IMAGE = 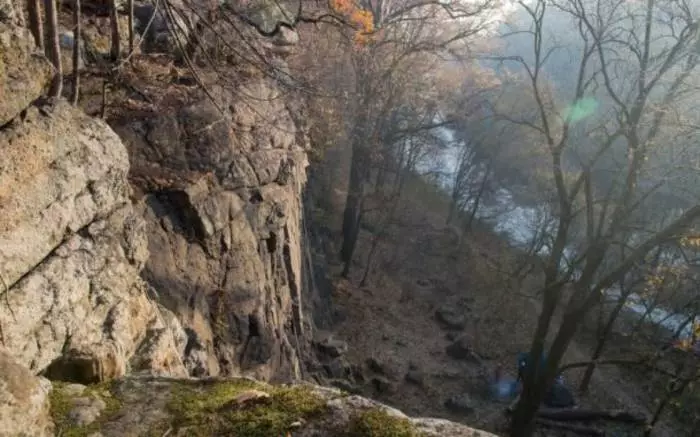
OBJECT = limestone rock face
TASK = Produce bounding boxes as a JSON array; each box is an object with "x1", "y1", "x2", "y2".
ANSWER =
[
  {"x1": 0, "y1": 347, "x2": 53, "y2": 437},
  {"x1": 2, "y1": 0, "x2": 310, "y2": 387},
  {"x1": 0, "y1": 20, "x2": 52, "y2": 126},
  {"x1": 0, "y1": 101, "x2": 131, "y2": 291},
  {"x1": 114, "y1": 79, "x2": 311, "y2": 381},
  {"x1": 105, "y1": 12, "x2": 310, "y2": 380},
  {"x1": 0, "y1": 100, "x2": 186, "y2": 380}
]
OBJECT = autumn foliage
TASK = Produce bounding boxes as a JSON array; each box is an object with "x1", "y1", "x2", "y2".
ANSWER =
[{"x1": 329, "y1": 0, "x2": 375, "y2": 44}]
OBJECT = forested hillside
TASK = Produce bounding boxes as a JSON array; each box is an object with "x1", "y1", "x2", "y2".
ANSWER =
[{"x1": 2, "y1": 0, "x2": 700, "y2": 436}]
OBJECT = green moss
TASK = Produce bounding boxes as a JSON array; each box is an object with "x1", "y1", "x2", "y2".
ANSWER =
[
  {"x1": 160, "y1": 379, "x2": 329, "y2": 437},
  {"x1": 344, "y1": 409, "x2": 426, "y2": 437},
  {"x1": 49, "y1": 380, "x2": 123, "y2": 437}
]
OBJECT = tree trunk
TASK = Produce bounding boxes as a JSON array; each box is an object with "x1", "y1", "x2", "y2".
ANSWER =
[
  {"x1": 340, "y1": 141, "x2": 367, "y2": 277},
  {"x1": 510, "y1": 285, "x2": 562, "y2": 437},
  {"x1": 109, "y1": 0, "x2": 120, "y2": 61},
  {"x1": 127, "y1": 0, "x2": 134, "y2": 54},
  {"x1": 44, "y1": 0, "x2": 62, "y2": 98},
  {"x1": 360, "y1": 192, "x2": 401, "y2": 286},
  {"x1": 27, "y1": 0, "x2": 44, "y2": 50},
  {"x1": 579, "y1": 293, "x2": 628, "y2": 394},
  {"x1": 509, "y1": 392, "x2": 541, "y2": 437},
  {"x1": 70, "y1": 0, "x2": 81, "y2": 105},
  {"x1": 464, "y1": 164, "x2": 491, "y2": 233}
]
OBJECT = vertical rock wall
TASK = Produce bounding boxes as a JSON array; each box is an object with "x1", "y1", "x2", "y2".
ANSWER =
[
  {"x1": 0, "y1": 0, "x2": 313, "y2": 386},
  {"x1": 0, "y1": 0, "x2": 186, "y2": 382}
]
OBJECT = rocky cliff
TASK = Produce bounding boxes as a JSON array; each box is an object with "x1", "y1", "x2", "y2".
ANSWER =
[
  {"x1": 107, "y1": 20, "x2": 312, "y2": 382},
  {"x1": 1, "y1": 0, "x2": 311, "y2": 383},
  {"x1": 1, "y1": 9, "x2": 185, "y2": 384}
]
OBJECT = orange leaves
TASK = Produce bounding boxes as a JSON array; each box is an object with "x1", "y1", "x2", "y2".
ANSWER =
[
  {"x1": 330, "y1": 0, "x2": 354, "y2": 14},
  {"x1": 671, "y1": 322, "x2": 700, "y2": 353},
  {"x1": 330, "y1": 0, "x2": 376, "y2": 45}
]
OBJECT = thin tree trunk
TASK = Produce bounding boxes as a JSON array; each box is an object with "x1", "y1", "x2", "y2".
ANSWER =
[
  {"x1": 44, "y1": 0, "x2": 62, "y2": 98},
  {"x1": 340, "y1": 141, "x2": 367, "y2": 277},
  {"x1": 70, "y1": 0, "x2": 81, "y2": 105},
  {"x1": 510, "y1": 286, "x2": 562, "y2": 437},
  {"x1": 579, "y1": 293, "x2": 627, "y2": 394},
  {"x1": 360, "y1": 193, "x2": 400, "y2": 287},
  {"x1": 464, "y1": 165, "x2": 491, "y2": 233},
  {"x1": 109, "y1": 0, "x2": 120, "y2": 61},
  {"x1": 127, "y1": 0, "x2": 134, "y2": 54},
  {"x1": 27, "y1": 0, "x2": 44, "y2": 50}
]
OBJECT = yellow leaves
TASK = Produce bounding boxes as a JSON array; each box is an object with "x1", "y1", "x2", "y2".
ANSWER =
[
  {"x1": 680, "y1": 235, "x2": 700, "y2": 248},
  {"x1": 330, "y1": 0, "x2": 376, "y2": 45},
  {"x1": 675, "y1": 338, "x2": 693, "y2": 352},
  {"x1": 641, "y1": 263, "x2": 687, "y2": 298}
]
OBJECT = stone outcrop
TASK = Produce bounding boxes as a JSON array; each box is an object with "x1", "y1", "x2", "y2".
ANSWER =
[
  {"x1": 48, "y1": 375, "x2": 499, "y2": 437},
  {"x1": 0, "y1": 347, "x2": 53, "y2": 437},
  {"x1": 2, "y1": 0, "x2": 313, "y2": 386},
  {"x1": 97, "y1": 2, "x2": 314, "y2": 381},
  {"x1": 0, "y1": 98, "x2": 187, "y2": 381},
  {"x1": 0, "y1": 2, "x2": 186, "y2": 382},
  {"x1": 113, "y1": 78, "x2": 311, "y2": 381},
  {"x1": 2, "y1": 0, "x2": 313, "y2": 389},
  {"x1": 0, "y1": 0, "x2": 51, "y2": 126}
]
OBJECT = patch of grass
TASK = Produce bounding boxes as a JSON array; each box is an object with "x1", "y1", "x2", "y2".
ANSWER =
[
  {"x1": 161, "y1": 379, "x2": 329, "y2": 437},
  {"x1": 49, "y1": 381, "x2": 123, "y2": 437},
  {"x1": 344, "y1": 408, "x2": 426, "y2": 437}
]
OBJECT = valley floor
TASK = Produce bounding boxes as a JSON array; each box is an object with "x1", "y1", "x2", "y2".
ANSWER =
[{"x1": 307, "y1": 182, "x2": 684, "y2": 437}]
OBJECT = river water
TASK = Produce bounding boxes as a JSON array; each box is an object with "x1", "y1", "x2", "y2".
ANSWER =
[{"x1": 478, "y1": 192, "x2": 698, "y2": 341}]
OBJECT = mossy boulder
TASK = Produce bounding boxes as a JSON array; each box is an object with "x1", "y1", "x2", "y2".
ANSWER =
[
  {"x1": 46, "y1": 375, "x2": 498, "y2": 437},
  {"x1": 344, "y1": 409, "x2": 425, "y2": 437}
]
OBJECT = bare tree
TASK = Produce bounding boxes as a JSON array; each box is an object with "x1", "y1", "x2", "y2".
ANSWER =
[
  {"x1": 27, "y1": 0, "x2": 43, "y2": 50},
  {"x1": 492, "y1": 0, "x2": 700, "y2": 435},
  {"x1": 127, "y1": 0, "x2": 134, "y2": 54},
  {"x1": 338, "y1": 0, "x2": 495, "y2": 278},
  {"x1": 70, "y1": 0, "x2": 81, "y2": 105},
  {"x1": 44, "y1": 0, "x2": 62, "y2": 98},
  {"x1": 109, "y1": 0, "x2": 120, "y2": 61}
]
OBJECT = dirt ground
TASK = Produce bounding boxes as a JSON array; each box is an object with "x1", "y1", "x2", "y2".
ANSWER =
[{"x1": 309, "y1": 179, "x2": 684, "y2": 437}]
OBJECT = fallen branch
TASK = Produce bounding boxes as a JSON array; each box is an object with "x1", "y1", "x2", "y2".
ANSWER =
[
  {"x1": 536, "y1": 407, "x2": 647, "y2": 424},
  {"x1": 535, "y1": 418, "x2": 604, "y2": 436},
  {"x1": 558, "y1": 358, "x2": 678, "y2": 379},
  {"x1": 506, "y1": 401, "x2": 647, "y2": 425}
]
